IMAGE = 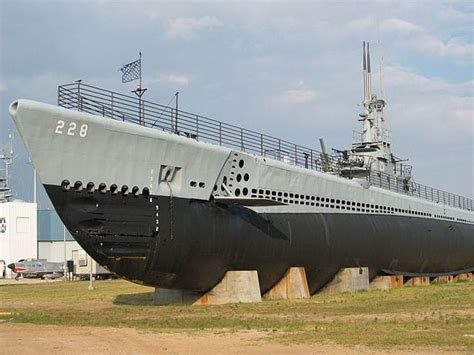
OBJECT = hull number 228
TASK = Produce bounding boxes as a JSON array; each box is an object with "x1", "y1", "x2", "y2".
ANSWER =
[{"x1": 55, "y1": 120, "x2": 88, "y2": 137}]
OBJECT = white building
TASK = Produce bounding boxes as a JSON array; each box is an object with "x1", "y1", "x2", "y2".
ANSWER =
[
  {"x1": 0, "y1": 201, "x2": 37, "y2": 278},
  {"x1": 0, "y1": 204, "x2": 109, "y2": 278}
]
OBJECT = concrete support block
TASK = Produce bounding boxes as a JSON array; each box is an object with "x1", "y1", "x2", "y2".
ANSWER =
[
  {"x1": 433, "y1": 275, "x2": 454, "y2": 284},
  {"x1": 319, "y1": 267, "x2": 369, "y2": 295},
  {"x1": 369, "y1": 275, "x2": 404, "y2": 290},
  {"x1": 154, "y1": 270, "x2": 261, "y2": 306},
  {"x1": 196, "y1": 270, "x2": 261, "y2": 305},
  {"x1": 404, "y1": 276, "x2": 430, "y2": 286},
  {"x1": 454, "y1": 273, "x2": 473, "y2": 282},
  {"x1": 263, "y1": 267, "x2": 310, "y2": 300}
]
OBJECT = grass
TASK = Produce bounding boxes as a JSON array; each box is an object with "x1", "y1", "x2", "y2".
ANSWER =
[{"x1": 0, "y1": 279, "x2": 473, "y2": 351}]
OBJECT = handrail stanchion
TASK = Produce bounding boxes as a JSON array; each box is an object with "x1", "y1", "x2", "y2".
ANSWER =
[
  {"x1": 111, "y1": 92, "x2": 114, "y2": 119},
  {"x1": 196, "y1": 115, "x2": 199, "y2": 140},
  {"x1": 77, "y1": 83, "x2": 81, "y2": 111},
  {"x1": 219, "y1": 122, "x2": 222, "y2": 145},
  {"x1": 175, "y1": 93, "x2": 179, "y2": 133}
]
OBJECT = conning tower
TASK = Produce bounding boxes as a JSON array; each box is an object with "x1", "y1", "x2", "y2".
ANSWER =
[{"x1": 338, "y1": 42, "x2": 411, "y2": 184}]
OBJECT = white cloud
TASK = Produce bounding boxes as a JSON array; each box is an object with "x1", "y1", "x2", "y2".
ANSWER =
[
  {"x1": 380, "y1": 18, "x2": 422, "y2": 33},
  {"x1": 4, "y1": 73, "x2": 77, "y2": 104},
  {"x1": 165, "y1": 16, "x2": 221, "y2": 40},
  {"x1": 273, "y1": 89, "x2": 318, "y2": 104},
  {"x1": 344, "y1": 17, "x2": 374, "y2": 33},
  {"x1": 452, "y1": 105, "x2": 473, "y2": 129},
  {"x1": 340, "y1": 16, "x2": 472, "y2": 62},
  {"x1": 384, "y1": 65, "x2": 473, "y2": 95},
  {"x1": 148, "y1": 74, "x2": 195, "y2": 86},
  {"x1": 342, "y1": 17, "x2": 422, "y2": 38},
  {"x1": 381, "y1": 65, "x2": 473, "y2": 134},
  {"x1": 408, "y1": 34, "x2": 474, "y2": 60}
]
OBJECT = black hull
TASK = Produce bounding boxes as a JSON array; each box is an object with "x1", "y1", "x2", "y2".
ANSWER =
[{"x1": 45, "y1": 184, "x2": 474, "y2": 294}]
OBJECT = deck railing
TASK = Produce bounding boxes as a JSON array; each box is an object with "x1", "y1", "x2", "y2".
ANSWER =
[
  {"x1": 58, "y1": 83, "x2": 472, "y2": 211},
  {"x1": 367, "y1": 170, "x2": 472, "y2": 211}
]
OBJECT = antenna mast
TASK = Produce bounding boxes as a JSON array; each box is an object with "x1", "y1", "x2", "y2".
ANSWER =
[
  {"x1": 367, "y1": 42, "x2": 372, "y2": 100},
  {"x1": 363, "y1": 41, "x2": 367, "y2": 101},
  {"x1": 132, "y1": 52, "x2": 147, "y2": 125},
  {"x1": 380, "y1": 55, "x2": 384, "y2": 98},
  {"x1": 0, "y1": 133, "x2": 15, "y2": 203}
]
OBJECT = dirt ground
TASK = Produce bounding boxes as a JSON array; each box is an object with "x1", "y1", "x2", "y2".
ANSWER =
[
  {"x1": 0, "y1": 323, "x2": 459, "y2": 355},
  {"x1": 1, "y1": 280, "x2": 473, "y2": 353}
]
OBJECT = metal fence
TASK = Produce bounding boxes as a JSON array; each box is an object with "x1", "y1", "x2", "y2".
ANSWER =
[
  {"x1": 58, "y1": 83, "x2": 472, "y2": 211},
  {"x1": 57, "y1": 83, "x2": 341, "y2": 171},
  {"x1": 367, "y1": 170, "x2": 472, "y2": 211},
  {"x1": 352, "y1": 128, "x2": 392, "y2": 145}
]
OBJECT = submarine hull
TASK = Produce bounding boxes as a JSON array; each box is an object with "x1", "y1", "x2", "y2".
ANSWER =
[{"x1": 45, "y1": 184, "x2": 474, "y2": 294}]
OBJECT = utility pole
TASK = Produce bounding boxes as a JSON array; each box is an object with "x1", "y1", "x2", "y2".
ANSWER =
[
  {"x1": 63, "y1": 225, "x2": 67, "y2": 280},
  {"x1": 33, "y1": 168, "x2": 36, "y2": 204},
  {"x1": 88, "y1": 254, "x2": 94, "y2": 290}
]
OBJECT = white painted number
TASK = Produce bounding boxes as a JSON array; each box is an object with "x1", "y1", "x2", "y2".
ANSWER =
[
  {"x1": 55, "y1": 121, "x2": 88, "y2": 138},
  {"x1": 67, "y1": 122, "x2": 77, "y2": 136},
  {"x1": 79, "y1": 124, "x2": 88, "y2": 137},
  {"x1": 55, "y1": 120, "x2": 65, "y2": 134}
]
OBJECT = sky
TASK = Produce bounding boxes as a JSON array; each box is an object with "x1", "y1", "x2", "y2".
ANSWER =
[{"x1": 0, "y1": 0, "x2": 473, "y2": 209}]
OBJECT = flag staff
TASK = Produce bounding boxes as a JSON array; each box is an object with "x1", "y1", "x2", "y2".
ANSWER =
[{"x1": 120, "y1": 52, "x2": 147, "y2": 125}]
